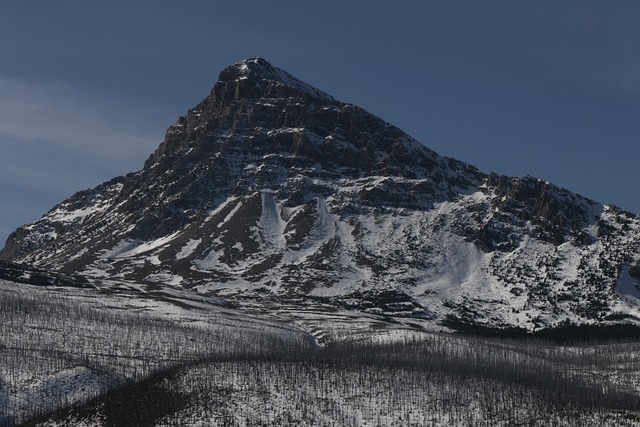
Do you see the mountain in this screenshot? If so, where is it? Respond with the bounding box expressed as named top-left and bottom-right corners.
top-left (3, 57), bottom-right (640, 333)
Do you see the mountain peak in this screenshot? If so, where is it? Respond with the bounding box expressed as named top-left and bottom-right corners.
top-left (3, 59), bottom-right (640, 335)
top-left (217, 57), bottom-right (336, 100)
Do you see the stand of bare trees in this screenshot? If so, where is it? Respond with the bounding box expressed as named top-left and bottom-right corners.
top-left (3, 283), bottom-right (640, 426)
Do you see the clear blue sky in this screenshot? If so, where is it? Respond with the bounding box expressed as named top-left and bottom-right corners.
top-left (1, 1), bottom-right (639, 246)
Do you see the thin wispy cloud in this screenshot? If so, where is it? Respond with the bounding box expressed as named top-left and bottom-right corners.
top-left (0, 75), bottom-right (165, 163)
top-left (0, 75), bottom-right (173, 196)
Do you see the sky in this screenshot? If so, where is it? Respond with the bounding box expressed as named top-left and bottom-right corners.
top-left (1, 1), bottom-right (639, 246)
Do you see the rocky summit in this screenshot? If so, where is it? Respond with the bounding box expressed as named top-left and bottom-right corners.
top-left (3, 57), bottom-right (640, 332)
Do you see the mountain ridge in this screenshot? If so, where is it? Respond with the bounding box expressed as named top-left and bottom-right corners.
top-left (3, 57), bottom-right (640, 333)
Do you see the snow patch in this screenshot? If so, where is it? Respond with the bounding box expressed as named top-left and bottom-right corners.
top-left (258, 191), bottom-right (286, 251)
top-left (176, 239), bottom-right (202, 259)
top-left (101, 232), bottom-right (181, 259)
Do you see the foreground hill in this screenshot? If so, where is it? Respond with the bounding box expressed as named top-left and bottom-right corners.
top-left (3, 57), bottom-right (640, 332)
top-left (3, 277), bottom-right (640, 427)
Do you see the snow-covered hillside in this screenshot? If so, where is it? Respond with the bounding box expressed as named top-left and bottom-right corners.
top-left (4, 276), bottom-right (640, 427)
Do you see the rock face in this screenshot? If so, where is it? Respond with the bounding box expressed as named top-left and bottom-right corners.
top-left (3, 57), bottom-right (640, 331)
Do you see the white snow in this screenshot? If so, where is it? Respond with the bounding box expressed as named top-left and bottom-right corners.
top-left (258, 191), bottom-right (286, 251)
top-left (101, 231), bottom-right (181, 259)
top-left (47, 205), bottom-right (103, 224)
top-left (176, 238), bottom-right (202, 259)
top-left (145, 272), bottom-right (184, 286)
top-left (266, 127), bottom-right (304, 137)
top-left (216, 198), bottom-right (242, 228)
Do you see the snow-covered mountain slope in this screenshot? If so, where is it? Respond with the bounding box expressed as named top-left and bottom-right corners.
top-left (3, 57), bottom-right (640, 332)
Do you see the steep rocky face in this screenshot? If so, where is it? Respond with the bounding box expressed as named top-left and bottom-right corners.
top-left (3, 57), bottom-right (640, 331)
